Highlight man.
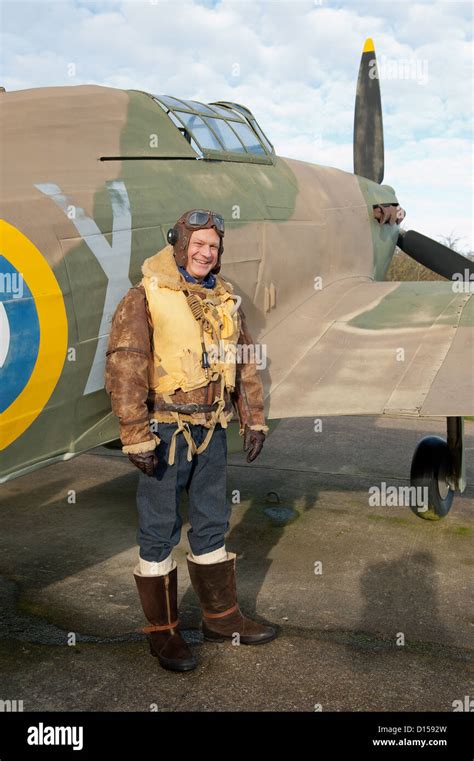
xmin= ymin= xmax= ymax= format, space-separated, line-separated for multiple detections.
xmin=105 ymin=209 xmax=277 ymax=673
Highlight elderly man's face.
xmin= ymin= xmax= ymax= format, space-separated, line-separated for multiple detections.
xmin=185 ymin=228 xmax=220 ymax=280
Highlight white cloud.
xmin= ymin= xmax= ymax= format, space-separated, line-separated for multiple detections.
xmin=0 ymin=0 xmax=472 ymax=247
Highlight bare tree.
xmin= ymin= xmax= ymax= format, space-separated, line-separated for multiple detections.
xmin=437 ymin=231 xmax=473 ymax=259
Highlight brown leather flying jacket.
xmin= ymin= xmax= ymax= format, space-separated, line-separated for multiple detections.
xmin=104 ymin=250 xmax=268 ymax=455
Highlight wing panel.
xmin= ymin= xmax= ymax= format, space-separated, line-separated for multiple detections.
xmin=262 ymin=280 xmax=473 ymax=418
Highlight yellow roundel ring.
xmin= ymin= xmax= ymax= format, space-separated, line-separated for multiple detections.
xmin=0 ymin=220 xmax=68 ymax=450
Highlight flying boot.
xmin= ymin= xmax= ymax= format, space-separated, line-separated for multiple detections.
xmin=186 ymin=547 xmax=277 ymax=645
xmin=134 ymin=556 xmax=197 ymax=671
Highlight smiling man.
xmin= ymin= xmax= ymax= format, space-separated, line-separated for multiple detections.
xmin=105 ymin=209 xmax=276 ymax=673
xmin=182 ymin=226 xmax=220 ymax=280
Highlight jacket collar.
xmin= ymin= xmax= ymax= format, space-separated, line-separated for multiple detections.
xmin=140 ymin=244 xmax=233 ymax=295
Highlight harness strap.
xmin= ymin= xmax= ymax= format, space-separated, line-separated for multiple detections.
xmin=163 ymin=373 xmax=229 ymax=466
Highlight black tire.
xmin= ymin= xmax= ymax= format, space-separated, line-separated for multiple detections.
xmin=410 ymin=436 xmax=454 ymax=521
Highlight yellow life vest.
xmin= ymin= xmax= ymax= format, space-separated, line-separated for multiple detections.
xmin=142 ymin=279 xmax=241 ymax=395
xmin=140 ymin=245 xmax=242 ymax=465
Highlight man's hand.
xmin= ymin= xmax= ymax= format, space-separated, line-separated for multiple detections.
xmin=243 ymin=425 xmax=265 ymax=463
xmin=128 ymin=450 xmax=158 ymax=477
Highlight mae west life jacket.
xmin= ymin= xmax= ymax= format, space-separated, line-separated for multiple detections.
xmin=140 ymin=245 xmax=242 ymax=464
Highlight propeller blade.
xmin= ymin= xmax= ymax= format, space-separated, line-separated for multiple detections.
xmin=354 ymin=38 xmax=384 ymax=184
xmin=397 ymin=230 xmax=473 ymax=280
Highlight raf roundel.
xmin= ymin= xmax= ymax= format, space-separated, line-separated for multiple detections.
xmin=0 ymin=220 xmax=68 ymax=449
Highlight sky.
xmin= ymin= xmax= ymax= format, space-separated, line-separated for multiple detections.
xmin=1 ymin=0 xmax=473 ymax=252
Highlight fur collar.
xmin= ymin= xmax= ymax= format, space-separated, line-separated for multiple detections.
xmin=141 ymin=244 xmax=234 ymax=295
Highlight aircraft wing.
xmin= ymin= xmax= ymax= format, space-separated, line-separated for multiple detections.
xmin=260 ymin=277 xmax=474 ymax=418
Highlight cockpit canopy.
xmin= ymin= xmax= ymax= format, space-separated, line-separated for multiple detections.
xmin=152 ymin=95 xmax=274 ymax=164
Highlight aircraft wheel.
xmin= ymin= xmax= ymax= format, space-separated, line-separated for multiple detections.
xmin=410 ymin=436 xmax=454 ymax=520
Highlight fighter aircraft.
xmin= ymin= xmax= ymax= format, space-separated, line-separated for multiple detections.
xmin=1 ymin=39 xmax=472 ymax=521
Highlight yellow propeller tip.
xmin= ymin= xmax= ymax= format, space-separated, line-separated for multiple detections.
xmin=363 ymin=38 xmax=375 ymax=53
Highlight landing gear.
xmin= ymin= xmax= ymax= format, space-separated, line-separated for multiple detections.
xmin=409 ymin=417 xmax=465 ymax=521
xmin=410 ymin=436 xmax=454 ymax=520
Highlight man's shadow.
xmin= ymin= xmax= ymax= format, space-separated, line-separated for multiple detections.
xmin=350 ymin=550 xmax=453 ymax=669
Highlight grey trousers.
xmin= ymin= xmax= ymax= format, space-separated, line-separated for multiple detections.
xmin=136 ymin=422 xmax=230 ymax=562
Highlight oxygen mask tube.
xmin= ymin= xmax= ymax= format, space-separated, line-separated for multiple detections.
xmin=183 ymin=290 xmax=222 ymax=376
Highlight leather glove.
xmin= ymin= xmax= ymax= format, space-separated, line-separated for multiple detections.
xmin=243 ymin=425 xmax=265 ymax=463
xmin=128 ymin=450 xmax=158 ymax=477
